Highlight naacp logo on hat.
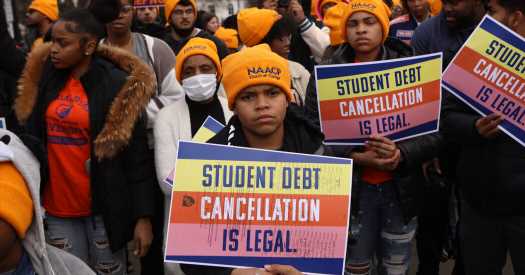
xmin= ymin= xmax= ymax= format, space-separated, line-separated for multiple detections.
xmin=351 ymin=2 xmax=376 ymax=10
xmin=247 ymin=66 xmax=282 ymax=80
xmin=183 ymin=44 xmax=207 ymax=54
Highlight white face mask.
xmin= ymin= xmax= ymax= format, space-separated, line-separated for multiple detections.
xmin=182 ymin=74 xmax=217 ymax=102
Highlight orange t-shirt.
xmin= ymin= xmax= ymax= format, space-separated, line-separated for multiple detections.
xmin=362 ymin=167 xmax=393 ymax=184
xmin=43 ymin=77 xmax=92 ymax=217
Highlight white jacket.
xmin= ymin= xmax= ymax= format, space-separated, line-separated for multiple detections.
xmin=289 ymin=60 xmax=311 ymax=107
xmin=154 ymin=95 xmax=232 ymax=274
xmin=298 ymin=18 xmax=331 ymax=64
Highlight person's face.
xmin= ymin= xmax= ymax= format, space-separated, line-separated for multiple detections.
xmin=206 ymin=17 xmax=220 ymax=33
xmin=181 ymin=55 xmax=217 ymax=80
xmin=407 ymin=0 xmax=429 ymax=19
xmin=234 ymin=84 xmax=288 ymax=138
xmin=269 ymin=34 xmax=292 ymax=58
xmin=50 ymin=21 xmax=96 ymax=69
xmin=487 ymin=0 xmax=525 ymax=36
xmin=442 ymin=0 xmax=479 ymax=29
xmin=136 ymin=6 xmax=159 ymax=24
xmin=321 ymin=2 xmax=337 ymax=17
xmin=171 ymin=4 xmax=196 ymax=30
xmin=0 ymin=219 xmax=18 ymax=261
xmin=262 ymin=0 xmax=278 ymax=10
xmin=107 ymin=1 xmax=133 ymax=34
xmin=346 ymin=12 xmax=383 ymax=55
xmin=25 ymin=9 xmax=46 ymax=27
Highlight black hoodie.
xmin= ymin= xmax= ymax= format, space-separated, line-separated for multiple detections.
xmin=180 ymin=104 xmax=326 ymax=275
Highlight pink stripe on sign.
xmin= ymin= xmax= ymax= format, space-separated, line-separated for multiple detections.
xmin=445 ymin=64 xmax=525 ymax=130
xmin=166 ymin=223 xmax=348 ymax=259
xmin=322 ymin=101 xmax=440 ymax=140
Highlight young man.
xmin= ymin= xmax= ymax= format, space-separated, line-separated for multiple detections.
xmin=0 ymin=129 xmax=94 ymax=275
xmin=412 ymin=0 xmax=486 ymax=65
xmin=25 ymin=0 xmax=58 ymax=50
xmin=304 ymin=1 xmax=441 ymax=274
xmin=163 ymin=0 xmax=229 ymax=58
xmin=132 ymin=1 xmax=165 ymax=38
xmin=441 ymin=1 xmax=525 ymax=274
xmin=180 ymin=44 xmax=316 ymax=275
xmin=237 ymin=7 xmax=311 ymax=106
xmin=389 ymin=0 xmax=432 ymax=45
xmin=153 ymin=37 xmax=233 ymax=275
xmin=411 ymin=1 xmax=486 ymax=274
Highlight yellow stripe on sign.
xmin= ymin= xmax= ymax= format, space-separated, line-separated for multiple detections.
xmin=173 ymin=159 xmax=353 ymax=196
xmin=465 ymin=28 xmax=525 ymax=78
xmin=316 ymin=58 xmax=442 ymax=101
xmin=192 ymin=128 xmax=218 ymax=143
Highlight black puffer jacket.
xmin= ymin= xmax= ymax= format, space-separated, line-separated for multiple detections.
xmin=15 ymin=43 xmax=157 ymax=252
xmin=305 ymin=37 xmax=443 ymax=223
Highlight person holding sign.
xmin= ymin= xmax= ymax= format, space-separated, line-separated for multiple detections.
xmin=154 ymin=37 xmax=233 ymax=274
xmin=177 ymin=44 xmax=317 ymax=275
xmin=441 ymin=2 xmax=525 ymax=274
xmin=304 ymin=1 xmax=442 ymax=274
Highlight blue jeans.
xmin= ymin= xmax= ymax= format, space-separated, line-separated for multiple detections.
xmin=44 ymin=215 xmax=127 ymax=275
xmin=346 ymin=182 xmax=417 ymax=275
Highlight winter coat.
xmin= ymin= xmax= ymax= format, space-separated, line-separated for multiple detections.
xmin=0 ymin=129 xmax=95 ymax=275
xmin=163 ymin=27 xmax=230 ymax=60
xmin=304 ymin=37 xmax=443 ymax=223
xmin=14 ymin=43 xmax=158 ymax=252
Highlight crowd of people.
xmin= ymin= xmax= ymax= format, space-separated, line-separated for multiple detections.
xmin=0 ymin=0 xmax=524 ymax=274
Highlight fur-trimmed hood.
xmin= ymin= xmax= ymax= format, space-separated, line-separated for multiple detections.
xmin=15 ymin=43 xmax=156 ymax=159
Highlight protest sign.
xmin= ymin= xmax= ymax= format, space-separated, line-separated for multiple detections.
xmin=165 ymin=141 xmax=353 ymax=275
xmin=443 ymin=15 xmax=525 ymax=146
xmin=315 ymin=53 xmax=442 ymax=145
xmin=133 ymin=0 xmax=164 ymax=7
xmin=165 ymin=116 xmax=225 ymax=186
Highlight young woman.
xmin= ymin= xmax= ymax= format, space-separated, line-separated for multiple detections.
xmin=14 ymin=2 xmax=157 ymax=273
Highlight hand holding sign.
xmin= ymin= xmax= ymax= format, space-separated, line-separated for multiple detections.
xmin=475 ymin=113 xmax=503 ymax=138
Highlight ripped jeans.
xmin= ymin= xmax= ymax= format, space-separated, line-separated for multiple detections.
xmin=346 ymin=182 xmax=417 ymax=275
xmin=44 ymin=215 xmax=127 ymax=275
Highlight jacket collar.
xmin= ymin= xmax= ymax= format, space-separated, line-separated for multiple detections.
xmin=15 ymin=43 xmax=157 ymax=159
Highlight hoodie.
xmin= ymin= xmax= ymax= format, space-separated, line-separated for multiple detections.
xmin=0 ymin=129 xmax=95 ymax=275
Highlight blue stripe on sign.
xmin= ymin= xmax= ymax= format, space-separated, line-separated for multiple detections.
xmin=315 ymin=54 xmax=440 ymax=80
xmin=443 ymin=81 xmax=525 ymax=144
xmin=203 ymin=116 xmax=225 ymax=133
xmin=177 ymin=141 xmax=352 ymax=165
xmin=480 ymin=17 xmax=525 ymax=53
xmin=326 ymin=120 xmax=438 ymax=144
xmin=165 ymin=255 xmax=344 ymax=274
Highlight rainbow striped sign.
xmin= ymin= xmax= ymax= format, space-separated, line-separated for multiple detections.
xmin=443 ymin=15 xmax=525 ymax=146
xmin=165 ymin=141 xmax=353 ymax=275
xmin=315 ymin=53 xmax=442 ymax=145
